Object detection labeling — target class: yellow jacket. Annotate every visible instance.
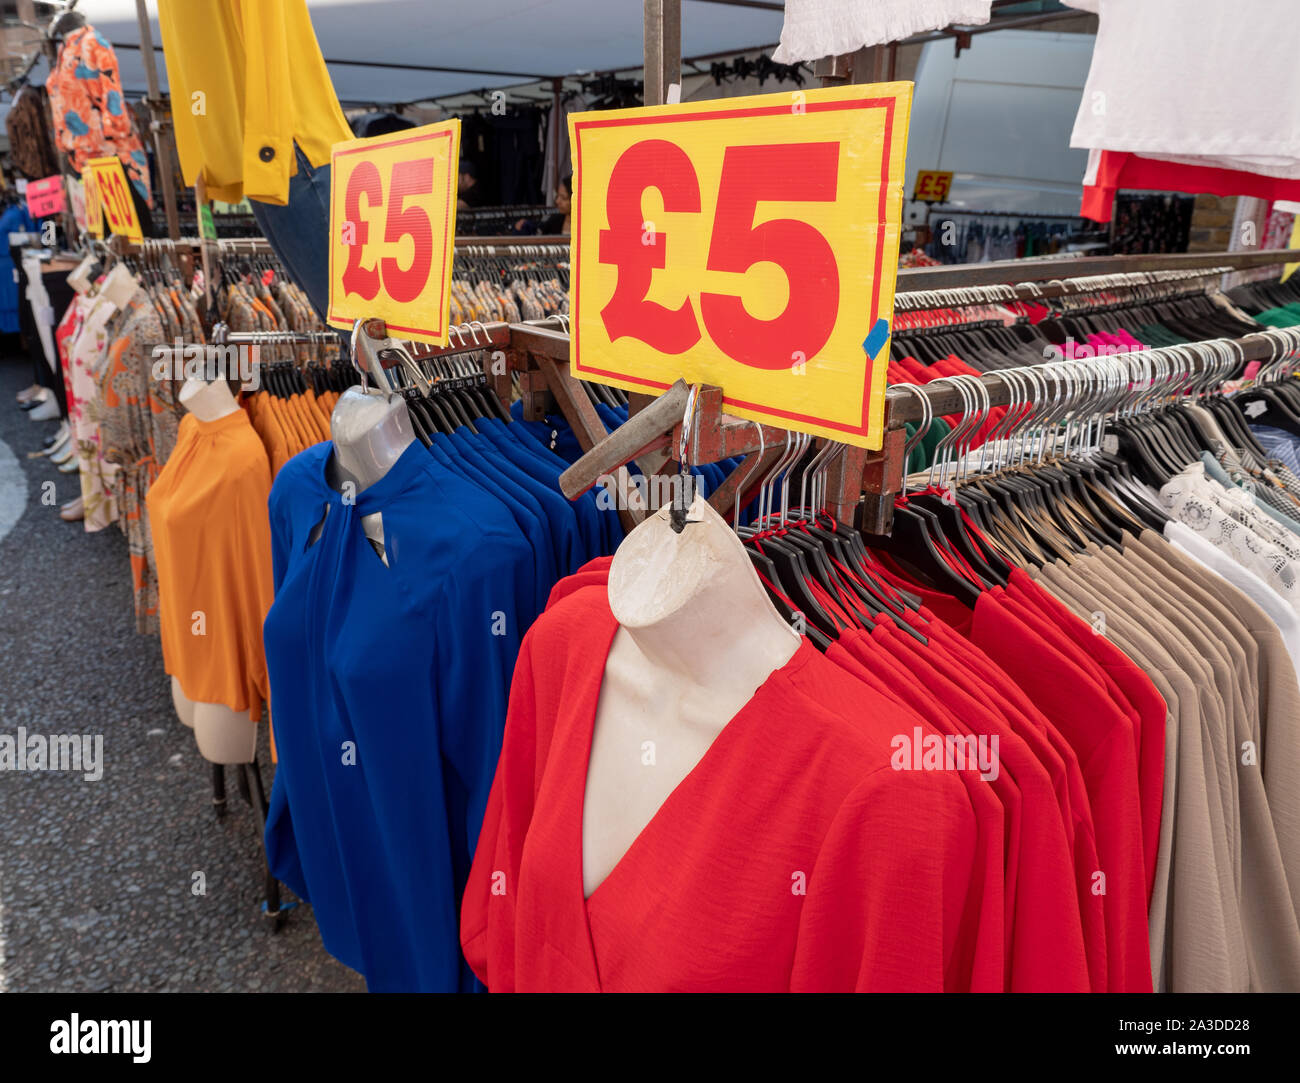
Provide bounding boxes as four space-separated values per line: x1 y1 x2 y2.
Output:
157 0 352 205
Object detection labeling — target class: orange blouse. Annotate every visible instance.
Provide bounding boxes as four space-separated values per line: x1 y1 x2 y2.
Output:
146 410 275 719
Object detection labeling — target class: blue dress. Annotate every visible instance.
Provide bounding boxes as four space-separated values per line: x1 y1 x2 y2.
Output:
263 440 534 991
0 204 36 334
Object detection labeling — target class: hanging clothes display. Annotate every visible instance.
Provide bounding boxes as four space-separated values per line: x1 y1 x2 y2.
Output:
5 85 60 182
51 246 205 612
243 361 348 477
455 279 1300 991
96 287 173 633
1065 0 1300 179
1109 193 1196 254
880 331 1300 991
925 215 1081 265
450 248 568 325
1068 0 1300 219
47 24 152 208
261 354 626 991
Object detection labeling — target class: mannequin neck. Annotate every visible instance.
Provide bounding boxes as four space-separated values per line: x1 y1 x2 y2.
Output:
609 495 800 683
98 263 137 308
327 386 416 493
178 376 239 422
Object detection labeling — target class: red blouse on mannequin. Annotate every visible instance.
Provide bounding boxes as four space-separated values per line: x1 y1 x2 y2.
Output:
462 585 986 993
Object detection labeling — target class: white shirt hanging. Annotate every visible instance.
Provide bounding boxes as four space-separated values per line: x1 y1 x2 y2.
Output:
1065 0 1300 178
772 0 993 63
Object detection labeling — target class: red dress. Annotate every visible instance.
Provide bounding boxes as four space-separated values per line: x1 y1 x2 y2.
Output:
462 585 983 992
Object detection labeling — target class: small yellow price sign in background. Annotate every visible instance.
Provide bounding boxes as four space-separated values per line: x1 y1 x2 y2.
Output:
327 120 461 345
569 82 912 450
84 156 142 243
913 169 954 203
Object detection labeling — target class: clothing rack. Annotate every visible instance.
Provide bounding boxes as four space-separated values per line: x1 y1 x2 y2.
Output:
308 249 1300 537
536 248 1300 536
452 239 569 250
211 325 341 347
893 266 1234 313
162 243 1300 540
870 327 1300 530
897 248 1294 291
924 207 1089 222
884 329 1297 425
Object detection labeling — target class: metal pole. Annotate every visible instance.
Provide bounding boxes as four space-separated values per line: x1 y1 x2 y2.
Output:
629 0 683 503
643 0 681 108
550 77 563 200
133 0 180 239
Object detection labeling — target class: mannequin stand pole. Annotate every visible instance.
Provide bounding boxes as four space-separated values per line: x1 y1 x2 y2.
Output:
240 756 286 931
211 762 227 820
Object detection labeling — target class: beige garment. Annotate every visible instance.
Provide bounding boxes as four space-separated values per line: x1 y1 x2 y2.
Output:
1137 532 1300 945
1093 546 1242 884
1028 561 1182 991
1115 539 1300 991
1035 556 1250 992
1072 553 1240 915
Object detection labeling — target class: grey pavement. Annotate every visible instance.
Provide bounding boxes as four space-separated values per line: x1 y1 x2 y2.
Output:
0 352 364 992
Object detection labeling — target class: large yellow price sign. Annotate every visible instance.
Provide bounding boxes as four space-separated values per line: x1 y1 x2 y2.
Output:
327 120 460 345
84 156 142 243
569 83 912 450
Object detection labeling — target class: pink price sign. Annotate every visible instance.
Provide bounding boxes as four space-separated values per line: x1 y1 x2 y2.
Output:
26 175 65 218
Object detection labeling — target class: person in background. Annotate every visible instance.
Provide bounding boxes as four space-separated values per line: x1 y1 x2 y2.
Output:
514 173 571 236
457 160 487 209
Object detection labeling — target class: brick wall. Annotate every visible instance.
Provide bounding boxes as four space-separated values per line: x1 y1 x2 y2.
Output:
1187 194 1239 252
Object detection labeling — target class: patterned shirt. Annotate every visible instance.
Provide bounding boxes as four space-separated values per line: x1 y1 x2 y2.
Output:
47 25 152 207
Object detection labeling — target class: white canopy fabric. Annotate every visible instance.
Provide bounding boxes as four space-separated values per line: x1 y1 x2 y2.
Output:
28 0 787 108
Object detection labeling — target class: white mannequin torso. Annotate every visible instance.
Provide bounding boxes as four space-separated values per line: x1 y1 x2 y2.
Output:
581 493 800 898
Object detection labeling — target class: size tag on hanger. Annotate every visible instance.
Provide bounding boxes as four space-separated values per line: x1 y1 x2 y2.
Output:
84 157 142 243
568 82 913 450
326 119 461 346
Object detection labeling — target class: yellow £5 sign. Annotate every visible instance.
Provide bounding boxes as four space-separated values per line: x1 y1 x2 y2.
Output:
569 83 913 449
84 156 142 242
913 170 954 203
327 120 460 345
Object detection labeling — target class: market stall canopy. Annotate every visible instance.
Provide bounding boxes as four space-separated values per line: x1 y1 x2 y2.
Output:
23 0 787 108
